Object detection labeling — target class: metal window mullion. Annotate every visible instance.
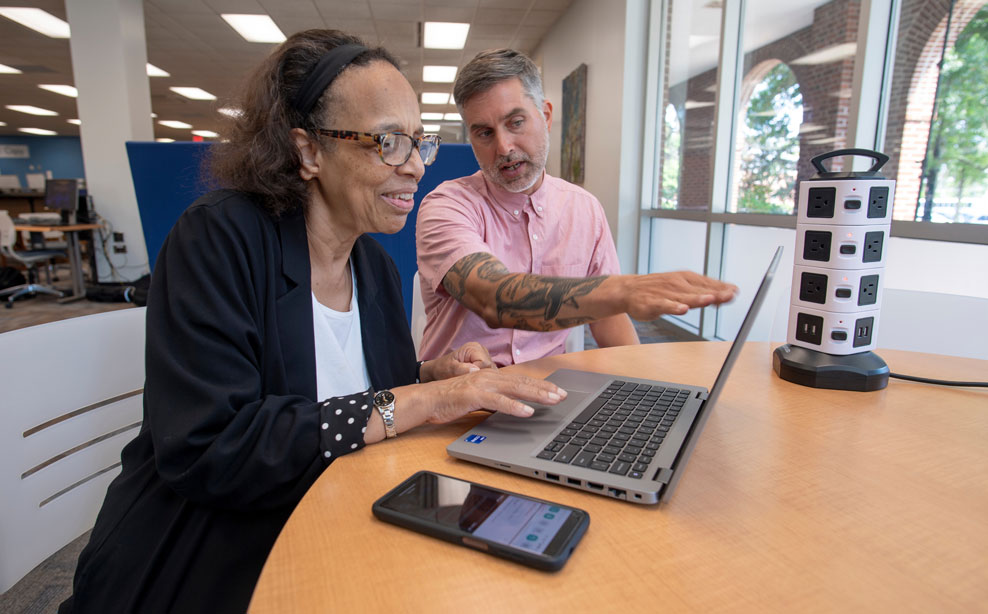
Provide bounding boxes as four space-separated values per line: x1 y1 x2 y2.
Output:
847 0 901 159
701 0 746 339
638 0 668 274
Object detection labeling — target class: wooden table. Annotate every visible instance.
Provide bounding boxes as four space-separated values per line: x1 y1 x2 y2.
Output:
249 342 988 613
13 222 101 302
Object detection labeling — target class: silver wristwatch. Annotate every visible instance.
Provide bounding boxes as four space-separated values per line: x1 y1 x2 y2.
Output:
373 390 397 439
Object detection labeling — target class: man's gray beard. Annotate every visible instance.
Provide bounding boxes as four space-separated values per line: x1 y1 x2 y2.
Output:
484 127 549 193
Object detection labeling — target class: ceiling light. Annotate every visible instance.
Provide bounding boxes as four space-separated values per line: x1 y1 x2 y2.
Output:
192 130 219 138
421 92 450 105
423 124 441 132
147 63 170 77
151 112 158 118
423 65 457 83
158 120 193 129
791 42 857 66
421 112 444 120
0 62 22 74
67 119 81 125
0 121 6 126
19 127 58 136
0 8 70 38
156 138 175 143
218 107 243 118
684 100 714 110
39 84 78 98
444 112 462 121
423 22 469 49
6 104 58 116
170 86 217 101
221 14 286 43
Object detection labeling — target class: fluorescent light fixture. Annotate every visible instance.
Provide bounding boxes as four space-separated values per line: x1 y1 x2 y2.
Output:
0 8 70 38
156 138 175 143
0 62 22 74
218 107 243 118
6 104 58 116
158 120 193 129
192 130 219 138
423 22 469 49
147 63 170 77
423 124 441 132
67 118 81 125
423 65 457 82
19 127 58 135
443 112 462 121
0 121 6 126
421 112 444 120
170 86 217 101
799 123 825 134
421 92 450 105
684 100 714 110
39 84 78 98
221 14 286 43
791 42 857 66
808 136 839 145
151 112 158 118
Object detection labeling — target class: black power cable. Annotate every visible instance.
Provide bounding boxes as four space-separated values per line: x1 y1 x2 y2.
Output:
889 372 988 388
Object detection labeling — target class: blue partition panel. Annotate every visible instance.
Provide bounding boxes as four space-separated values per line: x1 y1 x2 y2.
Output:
127 141 479 324
126 141 212 270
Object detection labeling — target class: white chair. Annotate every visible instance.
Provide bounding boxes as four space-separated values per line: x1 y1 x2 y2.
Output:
410 271 585 358
878 289 988 360
0 210 66 307
0 307 146 592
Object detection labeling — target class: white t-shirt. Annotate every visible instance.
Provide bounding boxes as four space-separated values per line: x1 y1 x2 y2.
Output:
311 262 372 400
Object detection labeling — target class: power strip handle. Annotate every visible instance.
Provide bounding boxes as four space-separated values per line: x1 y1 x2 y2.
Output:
811 148 890 175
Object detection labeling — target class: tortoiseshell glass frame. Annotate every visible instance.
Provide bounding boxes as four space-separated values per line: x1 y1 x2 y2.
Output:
316 129 441 166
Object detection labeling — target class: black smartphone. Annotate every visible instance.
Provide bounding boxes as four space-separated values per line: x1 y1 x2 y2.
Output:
372 470 590 571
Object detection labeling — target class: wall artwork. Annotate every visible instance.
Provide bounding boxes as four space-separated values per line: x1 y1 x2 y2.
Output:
561 63 587 185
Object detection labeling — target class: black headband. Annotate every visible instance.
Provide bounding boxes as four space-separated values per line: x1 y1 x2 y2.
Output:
291 43 367 116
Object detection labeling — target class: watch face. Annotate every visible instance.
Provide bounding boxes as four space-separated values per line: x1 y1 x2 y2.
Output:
374 390 395 407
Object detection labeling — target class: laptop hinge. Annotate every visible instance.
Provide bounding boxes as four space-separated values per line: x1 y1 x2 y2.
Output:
652 467 674 483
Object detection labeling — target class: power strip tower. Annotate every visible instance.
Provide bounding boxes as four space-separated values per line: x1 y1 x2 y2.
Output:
773 149 895 391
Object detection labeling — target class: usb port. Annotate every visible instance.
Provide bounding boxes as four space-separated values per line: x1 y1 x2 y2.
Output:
545 473 559 481
587 482 603 491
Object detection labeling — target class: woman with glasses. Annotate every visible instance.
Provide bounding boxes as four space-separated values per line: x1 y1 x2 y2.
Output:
60 30 565 614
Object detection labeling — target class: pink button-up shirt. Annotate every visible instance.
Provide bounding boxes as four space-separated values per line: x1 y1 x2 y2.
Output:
416 171 621 365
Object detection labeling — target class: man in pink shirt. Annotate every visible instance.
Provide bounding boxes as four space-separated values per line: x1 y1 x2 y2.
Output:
416 49 736 366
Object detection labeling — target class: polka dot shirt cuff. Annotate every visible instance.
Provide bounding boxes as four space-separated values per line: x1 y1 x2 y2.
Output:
318 389 373 464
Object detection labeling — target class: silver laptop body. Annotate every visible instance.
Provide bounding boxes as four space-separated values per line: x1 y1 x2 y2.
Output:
447 247 782 505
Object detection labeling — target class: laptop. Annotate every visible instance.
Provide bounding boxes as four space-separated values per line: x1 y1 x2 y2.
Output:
447 247 783 505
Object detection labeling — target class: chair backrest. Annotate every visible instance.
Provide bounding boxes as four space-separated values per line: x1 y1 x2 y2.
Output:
411 271 427 359
0 307 146 592
878 289 988 360
0 209 17 254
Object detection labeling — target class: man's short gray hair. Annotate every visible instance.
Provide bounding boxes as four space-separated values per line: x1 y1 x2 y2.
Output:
453 48 545 113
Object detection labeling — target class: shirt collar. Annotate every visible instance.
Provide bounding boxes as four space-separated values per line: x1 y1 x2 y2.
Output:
481 170 550 218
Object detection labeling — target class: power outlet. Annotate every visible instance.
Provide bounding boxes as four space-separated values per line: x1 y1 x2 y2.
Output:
795 312 824 346
853 316 875 348
113 232 125 242
113 245 127 253
858 274 879 306
867 186 889 219
806 187 836 218
803 230 832 262
798 272 828 304
863 231 884 263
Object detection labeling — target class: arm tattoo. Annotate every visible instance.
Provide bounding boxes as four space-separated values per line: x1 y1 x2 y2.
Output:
442 252 608 330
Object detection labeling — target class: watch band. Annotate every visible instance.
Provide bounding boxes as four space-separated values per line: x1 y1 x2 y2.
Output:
373 390 397 439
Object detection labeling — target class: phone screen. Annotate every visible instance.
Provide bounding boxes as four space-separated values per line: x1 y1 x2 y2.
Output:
379 472 573 554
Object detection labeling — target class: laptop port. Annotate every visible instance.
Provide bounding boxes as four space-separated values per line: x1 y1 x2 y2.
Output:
586 482 603 491
545 473 560 481
608 488 626 499
567 478 580 486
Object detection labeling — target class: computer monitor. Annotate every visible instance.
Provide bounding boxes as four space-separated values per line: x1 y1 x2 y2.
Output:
44 178 80 223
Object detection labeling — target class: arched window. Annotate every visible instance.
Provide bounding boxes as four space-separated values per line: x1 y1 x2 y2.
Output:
732 62 802 214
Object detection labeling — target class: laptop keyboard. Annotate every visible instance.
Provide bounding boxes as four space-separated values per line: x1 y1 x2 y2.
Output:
536 380 691 479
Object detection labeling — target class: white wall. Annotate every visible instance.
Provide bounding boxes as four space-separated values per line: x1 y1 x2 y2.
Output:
534 0 649 274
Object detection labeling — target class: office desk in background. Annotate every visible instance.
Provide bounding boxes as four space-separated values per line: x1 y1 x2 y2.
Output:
12 222 100 303
249 342 987 613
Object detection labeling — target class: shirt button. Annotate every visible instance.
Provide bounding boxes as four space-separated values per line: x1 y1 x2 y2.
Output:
514 349 521 356
537 206 543 212
513 209 519 216
532 234 538 240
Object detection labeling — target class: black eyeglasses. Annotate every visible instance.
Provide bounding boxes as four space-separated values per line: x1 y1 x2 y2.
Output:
316 129 441 166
